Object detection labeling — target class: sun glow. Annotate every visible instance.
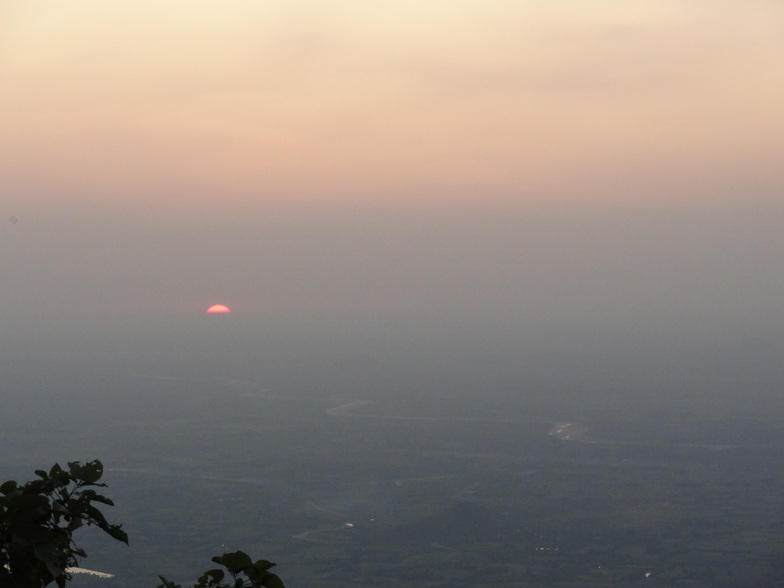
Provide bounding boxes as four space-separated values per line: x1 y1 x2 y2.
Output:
206 304 231 314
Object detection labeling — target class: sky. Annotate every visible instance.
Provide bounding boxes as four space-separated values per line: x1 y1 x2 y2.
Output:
2 1 784 357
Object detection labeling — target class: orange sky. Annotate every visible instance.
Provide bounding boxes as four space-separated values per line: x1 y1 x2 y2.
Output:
3 1 783 211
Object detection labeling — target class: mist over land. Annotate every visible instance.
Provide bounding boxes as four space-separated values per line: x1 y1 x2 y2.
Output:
3 303 784 586
4 203 784 587
3 150 784 588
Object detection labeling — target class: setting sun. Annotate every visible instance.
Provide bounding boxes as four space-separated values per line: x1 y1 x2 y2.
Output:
206 304 231 314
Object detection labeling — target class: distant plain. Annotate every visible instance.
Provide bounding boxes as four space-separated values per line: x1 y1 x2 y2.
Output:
2 316 783 587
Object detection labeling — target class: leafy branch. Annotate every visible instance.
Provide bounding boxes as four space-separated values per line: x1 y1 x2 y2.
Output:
0 460 128 588
2 462 285 587
158 550 285 588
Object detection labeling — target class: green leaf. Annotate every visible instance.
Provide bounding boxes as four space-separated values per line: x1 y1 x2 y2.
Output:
245 560 277 584
106 525 129 544
83 503 110 525
252 559 276 573
213 550 253 574
0 480 18 494
33 541 59 566
196 567 226 586
14 522 50 544
68 461 104 485
88 494 115 506
262 572 286 588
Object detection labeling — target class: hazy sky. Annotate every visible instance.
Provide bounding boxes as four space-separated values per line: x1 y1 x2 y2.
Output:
2 1 783 339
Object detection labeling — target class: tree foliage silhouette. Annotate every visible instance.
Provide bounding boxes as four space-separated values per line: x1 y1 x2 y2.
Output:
1 461 285 587
0 460 128 587
157 551 285 588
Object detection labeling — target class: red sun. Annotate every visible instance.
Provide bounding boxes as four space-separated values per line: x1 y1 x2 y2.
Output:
206 304 231 314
